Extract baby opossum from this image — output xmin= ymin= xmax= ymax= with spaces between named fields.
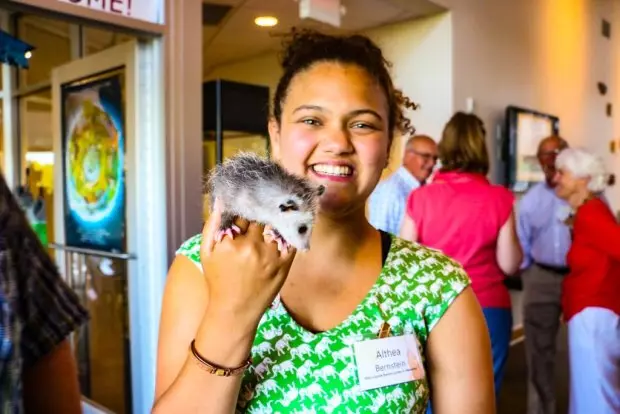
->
xmin=206 ymin=152 xmax=325 ymax=251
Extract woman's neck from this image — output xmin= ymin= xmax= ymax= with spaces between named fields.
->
xmin=569 ymin=188 xmax=594 ymax=210
xmin=307 ymin=207 xmax=377 ymax=259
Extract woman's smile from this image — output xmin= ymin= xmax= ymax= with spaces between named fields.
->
xmin=310 ymin=162 xmax=356 ymax=183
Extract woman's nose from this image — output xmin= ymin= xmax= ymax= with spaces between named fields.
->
xmin=322 ymin=128 xmax=354 ymax=155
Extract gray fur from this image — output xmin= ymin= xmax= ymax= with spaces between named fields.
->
xmin=205 ymin=152 xmax=324 ymax=251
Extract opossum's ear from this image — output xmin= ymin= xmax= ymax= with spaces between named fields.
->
xmin=279 ymin=200 xmax=299 ymax=212
xmin=316 ymin=185 xmax=326 ymax=196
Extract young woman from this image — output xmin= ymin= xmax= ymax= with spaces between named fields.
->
xmin=153 ymin=30 xmax=494 ymax=413
xmin=553 ymin=148 xmax=620 ymax=414
xmin=400 ymin=112 xmax=522 ymax=398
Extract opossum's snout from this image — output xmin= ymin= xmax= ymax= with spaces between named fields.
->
xmin=281 ymin=222 xmax=313 ymax=251
xmin=297 ymin=238 xmax=311 ymax=252
xmin=297 ymin=225 xmax=311 ymax=251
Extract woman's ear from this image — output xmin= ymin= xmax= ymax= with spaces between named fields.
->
xmin=268 ymin=117 xmax=281 ymax=160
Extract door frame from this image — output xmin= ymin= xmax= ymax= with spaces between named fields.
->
xmin=51 ymin=39 xmax=167 ymax=414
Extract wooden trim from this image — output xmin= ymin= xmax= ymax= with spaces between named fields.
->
xmin=511 ymin=324 xmax=524 ymax=342
xmin=6 ymin=0 xmax=164 ymax=35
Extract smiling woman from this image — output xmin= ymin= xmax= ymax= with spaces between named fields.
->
xmin=153 ymin=29 xmax=495 ymax=414
xmin=552 ymin=147 xmax=620 ymax=414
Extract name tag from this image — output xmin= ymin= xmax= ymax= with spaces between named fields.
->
xmin=353 ymin=334 xmax=425 ymax=391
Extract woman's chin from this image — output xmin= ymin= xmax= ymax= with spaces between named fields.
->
xmin=317 ymin=193 xmax=361 ymax=217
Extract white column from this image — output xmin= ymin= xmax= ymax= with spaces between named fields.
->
xmin=130 ymin=38 xmax=168 ymax=414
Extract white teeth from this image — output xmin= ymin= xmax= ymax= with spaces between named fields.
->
xmin=312 ymin=164 xmax=352 ymax=177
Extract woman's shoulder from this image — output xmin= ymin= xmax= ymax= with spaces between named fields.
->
xmin=387 ymin=236 xmax=470 ymax=282
xmin=387 ymin=237 xmax=470 ymax=293
xmin=384 ymin=236 xmax=471 ymax=334
xmin=390 ymin=235 xmax=462 ymax=271
xmin=585 ymin=196 xmax=611 ymax=212
xmin=488 ymin=182 xmax=514 ymax=201
xmin=577 ymin=196 xmax=614 ymax=223
xmin=176 ymin=233 xmax=203 ymax=266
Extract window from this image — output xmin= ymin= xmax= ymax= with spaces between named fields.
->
xmin=84 ymin=26 xmax=134 ymax=56
xmin=16 ymin=15 xmax=71 ymax=88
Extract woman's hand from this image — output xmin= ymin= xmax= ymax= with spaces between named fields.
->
xmin=153 ymin=200 xmax=294 ymax=412
xmin=200 ymin=199 xmax=297 ymax=330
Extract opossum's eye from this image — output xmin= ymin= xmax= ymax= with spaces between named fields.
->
xmin=317 ymin=185 xmax=326 ymax=196
xmin=298 ymin=225 xmax=308 ymax=235
xmin=279 ymin=200 xmax=299 ymax=212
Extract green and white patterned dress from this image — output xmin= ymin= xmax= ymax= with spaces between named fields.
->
xmin=177 ymin=233 xmax=470 ymax=413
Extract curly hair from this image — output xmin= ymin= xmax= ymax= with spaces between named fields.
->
xmin=272 ymin=29 xmax=418 ymax=147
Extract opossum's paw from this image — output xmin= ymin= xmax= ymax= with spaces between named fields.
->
xmin=215 ymin=225 xmax=241 ymax=243
xmin=215 ymin=212 xmax=240 ymax=242
xmin=263 ymin=228 xmax=289 ymax=253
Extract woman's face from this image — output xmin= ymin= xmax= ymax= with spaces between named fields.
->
xmin=554 ymin=168 xmax=589 ymax=202
xmin=269 ymin=62 xmax=390 ymax=217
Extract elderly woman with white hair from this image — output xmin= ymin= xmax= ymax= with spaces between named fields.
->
xmin=553 ymin=147 xmax=620 ymax=414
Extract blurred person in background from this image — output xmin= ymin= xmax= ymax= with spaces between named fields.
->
xmin=0 ymin=172 xmax=88 ymax=413
xmin=516 ymin=135 xmax=570 ymax=414
xmin=553 ymin=147 xmax=620 ymax=414
xmin=400 ymin=112 xmax=522 ymax=403
xmin=368 ymin=134 xmax=437 ymax=235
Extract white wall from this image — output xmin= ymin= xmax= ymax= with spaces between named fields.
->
xmin=366 ymin=13 xmax=453 ymax=164
xmin=204 ymin=12 xmax=454 ymax=174
xmin=431 ymin=0 xmax=620 ymax=212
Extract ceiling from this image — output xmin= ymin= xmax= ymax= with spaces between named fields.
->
xmin=202 ymin=0 xmax=445 ymax=72
xmin=8 ymin=0 xmax=445 ymax=85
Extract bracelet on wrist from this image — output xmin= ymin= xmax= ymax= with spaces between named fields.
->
xmin=189 ymin=339 xmax=252 ymax=377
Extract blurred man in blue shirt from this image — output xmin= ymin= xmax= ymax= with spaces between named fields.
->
xmin=368 ymin=135 xmax=438 ymax=235
xmin=517 ymin=135 xmax=570 ymax=414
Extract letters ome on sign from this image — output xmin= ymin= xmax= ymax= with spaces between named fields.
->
xmin=57 ymin=0 xmax=164 ymax=25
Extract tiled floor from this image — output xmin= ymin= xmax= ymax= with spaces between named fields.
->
xmin=498 ymin=327 xmax=569 ymax=414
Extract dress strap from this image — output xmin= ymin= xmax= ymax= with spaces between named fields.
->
xmin=379 ymin=230 xmax=392 ymax=266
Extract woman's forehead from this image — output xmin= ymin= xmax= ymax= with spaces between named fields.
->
xmin=283 ymin=62 xmax=388 ymax=114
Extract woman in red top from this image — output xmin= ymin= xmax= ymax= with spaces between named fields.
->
xmin=553 ymin=147 xmax=620 ymax=414
xmin=400 ymin=112 xmax=523 ymax=401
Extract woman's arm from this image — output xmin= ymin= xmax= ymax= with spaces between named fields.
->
xmin=399 ymin=214 xmax=419 ymax=242
xmin=496 ymin=210 xmax=523 ymax=275
xmin=23 ymin=340 xmax=82 ymax=414
xmin=153 ymin=202 xmax=297 ymax=413
xmin=426 ymin=287 xmax=495 ymax=414
xmin=153 ymin=255 xmax=251 ymax=413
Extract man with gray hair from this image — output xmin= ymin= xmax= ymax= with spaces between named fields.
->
xmin=368 ymin=134 xmax=438 ymax=235
xmin=516 ymin=135 xmax=570 ymax=414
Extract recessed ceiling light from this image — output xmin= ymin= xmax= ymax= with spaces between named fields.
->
xmin=254 ymin=16 xmax=278 ymax=27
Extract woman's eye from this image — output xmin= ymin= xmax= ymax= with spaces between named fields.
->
xmin=351 ymin=122 xmax=375 ymax=130
xmin=302 ymin=118 xmax=321 ymax=126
